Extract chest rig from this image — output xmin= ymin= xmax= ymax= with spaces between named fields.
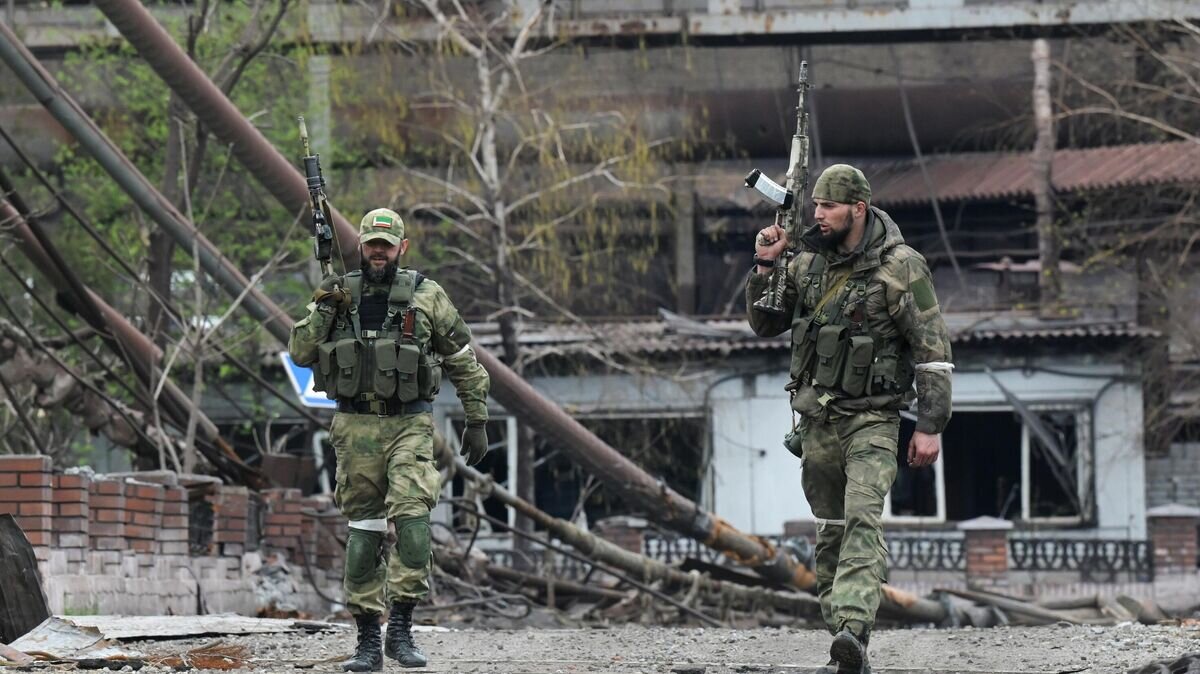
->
xmin=311 ymin=269 xmax=443 ymax=407
xmin=789 ymin=253 xmax=912 ymax=401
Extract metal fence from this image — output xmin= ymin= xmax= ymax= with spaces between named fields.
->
xmin=1009 ymin=538 xmax=1152 ymax=582
xmin=641 ymin=532 xmax=1153 ymax=581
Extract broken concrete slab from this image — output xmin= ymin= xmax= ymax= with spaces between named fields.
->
xmin=8 ymin=616 xmax=140 ymax=660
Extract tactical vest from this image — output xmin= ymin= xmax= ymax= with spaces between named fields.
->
xmin=310 ymin=269 xmax=443 ymax=403
xmin=789 ymin=253 xmax=914 ymax=400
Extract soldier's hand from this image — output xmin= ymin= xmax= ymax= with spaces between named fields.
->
xmin=461 ymin=421 xmax=489 ymax=466
xmin=312 ymin=275 xmax=351 ymax=311
xmin=908 ymin=431 xmax=940 ymax=468
xmin=755 ymin=224 xmax=788 ymax=261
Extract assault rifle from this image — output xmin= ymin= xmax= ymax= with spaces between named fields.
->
xmin=745 ymin=62 xmax=811 ymax=315
xmin=298 ymin=116 xmax=335 ymax=278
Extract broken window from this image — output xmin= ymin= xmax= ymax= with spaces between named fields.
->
xmin=884 ymin=407 xmax=1086 ymax=523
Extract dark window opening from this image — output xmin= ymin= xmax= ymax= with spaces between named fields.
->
xmin=890 ymin=416 xmax=938 ymax=517
xmin=942 ymin=411 xmax=1023 ymax=521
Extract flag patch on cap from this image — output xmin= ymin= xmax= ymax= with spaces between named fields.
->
xmin=372 ymin=215 xmax=393 ymax=228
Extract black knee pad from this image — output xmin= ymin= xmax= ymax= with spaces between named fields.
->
xmin=392 ymin=514 xmax=431 ymax=569
xmin=345 ymin=527 xmax=384 ymax=584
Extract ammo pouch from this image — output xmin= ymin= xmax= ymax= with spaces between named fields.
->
xmin=318 ymin=339 xmax=362 ymax=400
xmin=372 ymin=338 xmax=421 ymax=402
xmin=418 ymin=360 xmax=442 ymax=399
xmin=841 ymin=336 xmax=875 ymax=397
xmin=814 ymin=325 xmax=848 ymax=389
xmin=870 ymin=354 xmax=899 ymax=393
xmin=789 ymin=316 xmax=814 ymax=381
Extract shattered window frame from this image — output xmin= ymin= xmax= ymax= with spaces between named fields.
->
xmin=883 ymin=403 xmax=1091 ymax=526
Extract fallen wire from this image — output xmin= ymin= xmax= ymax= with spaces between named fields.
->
xmin=0 ymin=285 xmax=160 ymax=451
xmin=445 ymin=498 xmax=726 ymax=628
xmin=0 ymin=122 xmax=327 ymax=433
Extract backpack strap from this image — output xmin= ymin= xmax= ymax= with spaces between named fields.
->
xmin=341 ymin=271 xmax=364 ymax=340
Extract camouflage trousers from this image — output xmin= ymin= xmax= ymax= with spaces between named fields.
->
xmin=329 ymin=411 xmax=442 ymax=616
xmin=799 ymin=409 xmax=899 ymax=635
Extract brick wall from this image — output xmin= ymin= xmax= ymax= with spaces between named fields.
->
xmin=52 ymin=474 xmax=89 ymax=570
xmin=1147 ymin=504 xmax=1200 ymax=575
xmin=124 ymin=482 xmax=164 ymax=554
xmin=0 ymin=455 xmax=53 ymax=556
xmin=207 ymin=485 xmax=251 ymax=557
xmin=262 ymin=488 xmax=304 ymax=559
xmin=161 ymin=486 xmax=189 ymax=555
xmin=0 ymin=456 xmax=347 ymax=587
xmin=1146 ymin=443 xmax=1200 ymax=509
xmin=89 ymin=478 xmax=127 ymax=551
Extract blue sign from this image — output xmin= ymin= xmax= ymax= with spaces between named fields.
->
xmin=279 ymin=352 xmax=337 ymax=409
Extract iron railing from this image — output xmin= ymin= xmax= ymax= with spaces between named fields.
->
xmin=887 ymin=536 xmax=965 ymax=571
xmin=642 ymin=532 xmax=1153 ymax=581
xmin=1009 ymin=538 xmax=1152 ymax=582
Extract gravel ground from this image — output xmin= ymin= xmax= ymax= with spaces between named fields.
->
xmin=123 ymin=621 xmax=1200 ymax=674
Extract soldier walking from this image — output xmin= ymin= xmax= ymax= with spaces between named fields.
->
xmin=289 ymin=208 xmax=491 ymax=671
xmin=747 ymin=165 xmax=953 ymax=674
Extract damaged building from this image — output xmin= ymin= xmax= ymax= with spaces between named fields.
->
xmin=1 ymin=0 xmax=1199 ymax=619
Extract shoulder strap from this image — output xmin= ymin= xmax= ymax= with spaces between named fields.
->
xmin=342 ymin=272 xmax=363 ymax=340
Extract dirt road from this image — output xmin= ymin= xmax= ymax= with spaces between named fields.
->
xmin=132 ymin=621 xmax=1198 ymax=673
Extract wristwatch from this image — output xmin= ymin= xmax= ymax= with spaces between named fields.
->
xmin=753 ymin=254 xmax=776 ymax=268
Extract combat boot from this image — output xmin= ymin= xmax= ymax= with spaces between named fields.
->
xmin=384 ymin=600 xmax=428 ymax=668
xmin=830 ymin=626 xmax=871 ymax=674
xmin=342 ymin=613 xmax=383 ymax=672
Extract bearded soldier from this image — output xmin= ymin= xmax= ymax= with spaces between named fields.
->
xmin=747 ymin=165 xmax=952 ymax=674
xmin=289 ymin=208 xmax=490 ymax=671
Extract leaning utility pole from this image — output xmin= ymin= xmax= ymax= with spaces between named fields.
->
xmin=0 ymin=11 xmax=949 ymax=624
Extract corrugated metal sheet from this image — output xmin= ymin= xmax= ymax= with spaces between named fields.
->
xmin=864 ymin=142 xmax=1200 ymax=207
xmin=469 ymin=313 xmax=1159 ymax=358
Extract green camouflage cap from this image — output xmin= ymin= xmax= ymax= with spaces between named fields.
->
xmin=359 ymin=207 xmax=405 ymax=246
xmin=811 ymin=164 xmax=871 ymax=205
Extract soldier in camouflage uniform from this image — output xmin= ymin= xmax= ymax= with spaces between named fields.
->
xmin=289 ymin=208 xmax=490 ymax=672
xmin=747 ymin=165 xmax=953 ymax=674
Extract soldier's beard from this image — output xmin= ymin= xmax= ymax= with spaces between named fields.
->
xmin=817 ymin=211 xmax=853 ymax=249
xmin=362 ymin=258 xmax=398 ymax=284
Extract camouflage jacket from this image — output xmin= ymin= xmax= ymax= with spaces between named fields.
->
xmin=747 ymin=207 xmax=953 ymax=434
xmin=288 ymin=271 xmax=490 ymax=424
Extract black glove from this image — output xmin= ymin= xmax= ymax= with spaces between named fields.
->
xmin=460 ymin=421 xmax=488 ymax=466
xmin=312 ymin=275 xmax=351 ymax=311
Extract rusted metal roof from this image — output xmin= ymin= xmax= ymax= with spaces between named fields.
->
xmin=470 ymin=311 xmax=1159 ymax=359
xmin=864 ymin=142 xmax=1200 ymax=207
